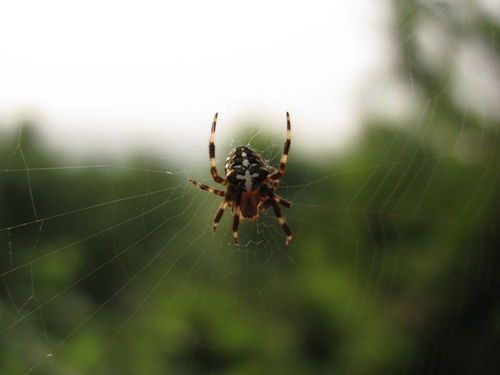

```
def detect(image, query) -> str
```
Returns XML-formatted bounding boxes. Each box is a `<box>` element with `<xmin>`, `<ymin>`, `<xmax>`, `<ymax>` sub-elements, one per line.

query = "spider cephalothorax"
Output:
<box><xmin>189</xmin><ymin>112</ymin><xmax>292</xmax><ymax>246</ymax></box>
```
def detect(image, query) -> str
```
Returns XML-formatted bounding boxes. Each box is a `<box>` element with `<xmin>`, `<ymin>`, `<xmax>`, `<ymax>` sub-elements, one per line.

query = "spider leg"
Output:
<box><xmin>212</xmin><ymin>186</ymin><xmax>233</xmax><ymax>231</ymax></box>
<box><xmin>209</xmin><ymin>112</ymin><xmax>227</xmax><ymax>185</ymax></box>
<box><xmin>268</xmin><ymin>112</ymin><xmax>291</xmax><ymax>181</ymax></box>
<box><xmin>188</xmin><ymin>178</ymin><xmax>225</xmax><ymax>197</ymax></box>
<box><xmin>261</xmin><ymin>185</ymin><xmax>292</xmax><ymax>245</ymax></box>
<box><xmin>260</xmin><ymin>194</ymin><xmax>293</xmax><ymax>210</ymax></box>
<box><xmin>213</xmin><ymin>202</ymin><xmax>229</xmax><ymax>231</ymax></box>
<box><xmin>232</xmin><ymin>190</ymin><xmax>242</xmax><ymax>247</ymax></box>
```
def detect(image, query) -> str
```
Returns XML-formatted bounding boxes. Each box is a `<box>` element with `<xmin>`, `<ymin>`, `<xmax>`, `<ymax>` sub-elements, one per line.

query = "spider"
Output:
<box><xmin>189</xmin><ymin>112</ymin><xmax>293</xmax><ymax>247</ymax></box>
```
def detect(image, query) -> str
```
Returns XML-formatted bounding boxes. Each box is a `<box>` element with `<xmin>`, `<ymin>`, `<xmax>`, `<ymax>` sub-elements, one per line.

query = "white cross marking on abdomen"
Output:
<box><xmin>236</xmin><ymin>170</ymin><xmax>260</xmax><ymax>191</ymax></box>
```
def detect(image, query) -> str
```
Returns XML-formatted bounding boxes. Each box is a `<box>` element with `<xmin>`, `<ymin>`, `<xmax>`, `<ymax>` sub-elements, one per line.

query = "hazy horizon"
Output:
<box><xmin>0</xmin><ymin>1</ymin><xmax>398</xmax><ymax>159</ymax></box>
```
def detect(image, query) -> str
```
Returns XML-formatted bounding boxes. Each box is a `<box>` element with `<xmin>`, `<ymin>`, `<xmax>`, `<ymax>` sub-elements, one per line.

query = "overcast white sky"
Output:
<box><xmin>0</xmin><ymin>0</ymin><xmax>392</xmax><ymax>157</ymax></box>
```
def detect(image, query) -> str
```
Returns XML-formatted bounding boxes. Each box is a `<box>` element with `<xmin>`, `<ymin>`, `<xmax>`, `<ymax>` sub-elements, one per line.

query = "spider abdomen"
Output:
<box><xmin>224</xmin><ymin>146</ymin><xmax>269</xmax><ymax>192</ymax></box>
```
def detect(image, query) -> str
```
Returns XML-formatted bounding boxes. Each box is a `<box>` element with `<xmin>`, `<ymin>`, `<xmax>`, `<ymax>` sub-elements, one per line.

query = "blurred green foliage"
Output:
<box><xmin>1</xmin><ymin>2</ymin><xmax>499</xmax><ymax>374</ymax></box>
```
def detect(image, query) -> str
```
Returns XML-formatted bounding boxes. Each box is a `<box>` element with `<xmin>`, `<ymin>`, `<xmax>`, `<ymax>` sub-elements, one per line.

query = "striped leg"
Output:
<box><xmin>232</xmin><ymin>190</ymin><xmax>242</xmax><ymax>247</ymax></box>
<box><xmin>213</xmin><ymin>202</ymin><xmax>229</xmax><ymax>231</ymax></box>
<box><xmin>213</xmin><ymin>186</ymin><xmax>233</xmax><ymax>231</ymax></box>
<box><xmin>269</xmin><ymin>112</ymin><xmax>291</xmax><ymax>181</ymax></box>
<box><xmin>262</xmin><ymin>185</ymin><xmax>292</xmax><ymax>245</ymax></box>
<box><xmin>260</xmin><ymin>194</ymin><xmax>293</xmax><ymax>210</ymax></box>
<box><xmin>209</xmin><ymin>112</ymin><xmax>226</xmax><ymax>185</ymax></box>
<box><xmin>189</xmin><ymin>178</ymin><xmax>225</xmax><ymax>197</ymax></box>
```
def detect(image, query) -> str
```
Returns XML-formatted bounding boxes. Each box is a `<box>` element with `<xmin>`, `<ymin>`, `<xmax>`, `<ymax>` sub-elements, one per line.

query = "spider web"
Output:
<box><xmin>1</xmin><ymin>2</ymin><xmax>499</xmax><ymax>374</ymax></box>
